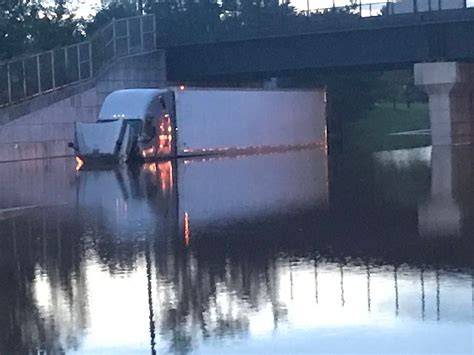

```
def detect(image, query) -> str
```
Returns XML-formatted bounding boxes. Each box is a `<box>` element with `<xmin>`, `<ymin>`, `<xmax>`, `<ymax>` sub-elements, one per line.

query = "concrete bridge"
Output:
<box><xmin>165</xmin><ymin>7</ymin><xmax>474</xmax><ymax>80</ymax></box>
<box><xmin>1</xmin><ymin>2</ymin><xmax>474</xmax><ymax>161</ymax></box>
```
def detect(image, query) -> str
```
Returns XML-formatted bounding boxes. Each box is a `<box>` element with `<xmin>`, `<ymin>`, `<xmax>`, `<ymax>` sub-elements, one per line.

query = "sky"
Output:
<box><xmin>292</xmin><ymin>0</ymin><xmax>385</xmax><ymax>13</ymax></box>
<box><xmin>69</xmin><ymin>0</ymin><xmax>103</xmax><ymax>19</ymax></box>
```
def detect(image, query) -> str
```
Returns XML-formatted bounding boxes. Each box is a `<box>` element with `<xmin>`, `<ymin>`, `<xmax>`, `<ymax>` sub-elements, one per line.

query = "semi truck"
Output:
<box><xmin>70</xmin><ymin>87</ymin><xmax>327</xmax><ymax>164</ymax></box>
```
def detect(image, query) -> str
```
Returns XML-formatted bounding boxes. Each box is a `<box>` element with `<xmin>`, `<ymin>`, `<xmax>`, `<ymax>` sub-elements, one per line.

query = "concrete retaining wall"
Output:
<box><xmin>0</xmin><ymin>50</ymin><xmax>166</xmax><ymax>162</ymax></box>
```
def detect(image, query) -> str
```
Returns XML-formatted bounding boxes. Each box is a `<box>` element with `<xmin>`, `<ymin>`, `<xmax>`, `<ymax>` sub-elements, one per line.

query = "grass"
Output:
<box><xmin>342</xmin><ymin>101</ymin><xmax>430</xmax><ymax>153</ymax></box>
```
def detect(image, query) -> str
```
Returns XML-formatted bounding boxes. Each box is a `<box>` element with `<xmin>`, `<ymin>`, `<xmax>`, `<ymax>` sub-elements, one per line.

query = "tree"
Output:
<box><xmin>86</xmin><ymin>1</ymin><xmax>138</xmax><ymax>35</ymax></box>
<box><xmin>0</xmin><ymin>0</ymin><xmax>83</xmax><ymax>60</ymax></box>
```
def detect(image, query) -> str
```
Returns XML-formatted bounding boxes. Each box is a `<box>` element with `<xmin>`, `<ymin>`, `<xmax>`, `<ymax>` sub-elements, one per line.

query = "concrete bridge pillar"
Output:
<box><xmin>414</xmin><ymin>62</ymin><xmax>474</xmax><ymax>146</ymax></box>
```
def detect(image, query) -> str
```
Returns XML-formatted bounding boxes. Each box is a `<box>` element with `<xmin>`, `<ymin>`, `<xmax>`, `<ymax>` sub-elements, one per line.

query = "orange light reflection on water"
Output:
<box><xmin>184</xmin><ymin>212</ymin><xmax>190</xmax><ymax>247</ymax></box>
<box><xmin>144</xmin><ymin>161</ymin><xmax>174</xmax><ymax>193</ymax></box>
<box><xmin>158</xmin><ymin>161</ymin><xmax>173</xmax><ymax>193</ymax></box>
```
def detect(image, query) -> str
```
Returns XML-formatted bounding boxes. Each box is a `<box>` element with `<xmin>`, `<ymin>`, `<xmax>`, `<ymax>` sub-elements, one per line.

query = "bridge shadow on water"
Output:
<box><xmin>0</xmin><ymin>146</ymin><xmax>472</xmax><ymax>354</ymax></box>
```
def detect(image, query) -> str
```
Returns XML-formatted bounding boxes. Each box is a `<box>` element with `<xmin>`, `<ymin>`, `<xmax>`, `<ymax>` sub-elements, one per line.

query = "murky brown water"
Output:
<box><xmin>0</xmin><ymin>147</ymin><xmax>472</xmax><ymax>354</ymax></box>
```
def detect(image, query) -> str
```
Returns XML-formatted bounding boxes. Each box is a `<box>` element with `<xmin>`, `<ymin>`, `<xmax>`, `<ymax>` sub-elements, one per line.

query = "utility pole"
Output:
<box><xmin>138</xmin><ymin>0</ymin><xmax>143</xmax><ymax>14</ymax></box>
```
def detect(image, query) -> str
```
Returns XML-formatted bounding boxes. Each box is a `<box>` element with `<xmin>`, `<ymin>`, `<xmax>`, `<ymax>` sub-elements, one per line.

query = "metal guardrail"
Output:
<box><xmin>305</xmin><ymin>0</ymin><xmax>472</xmax><ymax>17</ymax></box>
<box><xmin>0</xmin><ymin>14</ymin><xmax>156</xmax><ymax>108</ymax></box>
<box><xmin>304</xmin><ymin>1</ymin><xmax>388</xmax><ymax>17</ymax></box>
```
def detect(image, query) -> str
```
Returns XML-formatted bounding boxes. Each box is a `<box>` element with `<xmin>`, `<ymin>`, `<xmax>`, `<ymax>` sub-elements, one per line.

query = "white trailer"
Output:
<box><xmin>71</xmin><ymin>87</ymin><xmax>327</xmax><ymax>163</ymax></box>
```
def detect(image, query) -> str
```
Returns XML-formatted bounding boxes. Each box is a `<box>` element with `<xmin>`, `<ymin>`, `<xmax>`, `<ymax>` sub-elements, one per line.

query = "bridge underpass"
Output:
<box><xmin>1</xmin><ymin>4</ymin><xmax>474</xmax><ymax>162</ymax></box>
<box><xmin>165</xmin><ymin>8</ymin><xmax>474</xmax><ymax>146</ymax></box>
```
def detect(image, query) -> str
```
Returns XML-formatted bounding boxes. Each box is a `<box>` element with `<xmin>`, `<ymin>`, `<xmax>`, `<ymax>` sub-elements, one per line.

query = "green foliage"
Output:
<box><xmin>280</xmin><ymin>71</ymin><xmax>391</xmax><ymax>123</ymax></box>
<box><xmin>326</xmin><ymin>72</ymin><xmax>387</xmax><ymax>122</ymax></box>
<box><xmin>280</xmin><ymin>68</ymin><xmax>427</xmax><ymax>126</ymax></box>
<box><xmin>343</xmin><ymin>102</ymin><xmax>430</xmax><ymax>153</ymax></box>
<box><xmin>378</xmin><ymin>70</ymin><xmax>427</xmax><ymax>108</ymax></box>
<box><xmin>145</xmin><ymin>0</ymin><xmax>300</xmax><ymax>42</ymax></box>
<box><xmin>0</xmin><ymin>0</ymin><xmax>83</xmax><ymax>61</ymax></box>
<box><xmin>86</xmin><ymin>2</ymin><xmax>139</xmax><ymax>35</ymax></box>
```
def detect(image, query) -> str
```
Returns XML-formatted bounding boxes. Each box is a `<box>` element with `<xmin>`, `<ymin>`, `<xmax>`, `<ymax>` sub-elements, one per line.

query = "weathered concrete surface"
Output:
<box><xmin>0</xmin><ymin>50</ymin><xmax>166</xmax><ymax>162</ymax></box>
<box><xmin>415</xmin><ymin>62</ymin><xmax>474</xmax><ymax>146</ymax></box>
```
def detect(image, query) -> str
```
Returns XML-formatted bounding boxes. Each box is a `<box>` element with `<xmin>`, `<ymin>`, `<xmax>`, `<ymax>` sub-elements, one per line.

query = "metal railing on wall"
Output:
<box><xmin>304</xmin><ymin>1</ymin><xmax>390</xmax><ymax>17</ymax></box>
<box><xmin>305</xmin><ymin>0</ymin><xmax>472</xmax><ymax>17</ymax></box>
<box><xmin>0</xmin><ymin>14</ymin><xmax>157</xmax><ymax>108</ymax></box>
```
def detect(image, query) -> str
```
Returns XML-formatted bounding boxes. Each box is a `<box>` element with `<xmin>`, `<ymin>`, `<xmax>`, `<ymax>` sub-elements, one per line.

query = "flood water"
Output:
<box><xmin>0</xmin><ymin>146</ymin><xmax>472</xmax><ymax>354</ymax></box>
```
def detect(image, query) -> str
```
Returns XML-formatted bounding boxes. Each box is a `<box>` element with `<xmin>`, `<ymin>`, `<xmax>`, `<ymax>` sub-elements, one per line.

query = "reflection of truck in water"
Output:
<box><xmin>70</xmin><ymin>88</ymin><xmax>326</xmax><ymax>164</ymax></box>
<box><xmin>75</xmin><ymin>148</ymin><xmax>329</xmax><ymax>237</ymax></box>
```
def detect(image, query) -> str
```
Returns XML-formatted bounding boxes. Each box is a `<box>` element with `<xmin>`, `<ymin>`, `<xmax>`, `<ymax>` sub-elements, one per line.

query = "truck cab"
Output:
<box><xmin>72</xmin><ymin>89</ymin><xmax>176</xmax><ymax>164</ymax></box>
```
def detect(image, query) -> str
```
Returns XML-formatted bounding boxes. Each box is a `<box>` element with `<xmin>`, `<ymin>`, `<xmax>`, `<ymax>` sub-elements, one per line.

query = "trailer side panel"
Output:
<box><xmin>174</xmin><ymin>89</ymin><xmax>326</xmax><ymax>155</ymax></box>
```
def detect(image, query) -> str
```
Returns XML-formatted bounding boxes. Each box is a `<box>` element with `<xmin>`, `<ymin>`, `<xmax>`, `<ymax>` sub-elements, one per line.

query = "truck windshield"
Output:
<box><xmin>96</xmin><ymin>118</ymin><xmax>141</xmax><ymax>123</ymax></box>
<box><xmin>96</xmin><ymin>119</ymin><xmax>119</xmax><ymax>123</ymax></box>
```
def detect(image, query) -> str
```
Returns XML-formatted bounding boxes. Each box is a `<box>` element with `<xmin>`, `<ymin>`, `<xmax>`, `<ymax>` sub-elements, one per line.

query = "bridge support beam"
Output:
<box><xmin>414</xmin><ymin>62</ymin><xmax>474</xmax><ymax>146</ymax></box>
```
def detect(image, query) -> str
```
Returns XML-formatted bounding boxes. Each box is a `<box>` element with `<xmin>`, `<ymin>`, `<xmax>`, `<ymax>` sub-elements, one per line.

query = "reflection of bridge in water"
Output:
<box><xmin>418</xmin><ymin>145</ymin><xmax>474</xmax><ymax>237</ymax></box>
<box><xmin>374</xmin><ymin>144</ymin><xmax>474</xmax><ymax>237</ymax></box>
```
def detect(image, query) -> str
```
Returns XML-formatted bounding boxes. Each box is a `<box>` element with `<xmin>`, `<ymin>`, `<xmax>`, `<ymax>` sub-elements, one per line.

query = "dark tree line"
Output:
<box><xmin>87</xmin><ymin>0</ymin><xmax>302</xmax><ymax>40</ymax></box>
<box><xmin>0</xmin><ymin>0</ymin><xmax>303</xmax><ymax>62</ymax></box>
<box><xmin>0</xmin><ymin>0</ymin><xmax>360</xmax><ymax>63</ymax></box>
<box><xmin>0</xmin><ymin>0</ymin><xmax>85</xmax><ymax>60</ymax></box>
